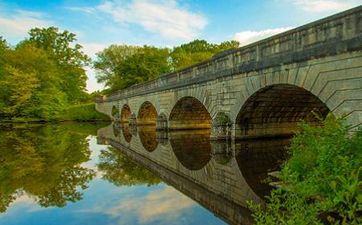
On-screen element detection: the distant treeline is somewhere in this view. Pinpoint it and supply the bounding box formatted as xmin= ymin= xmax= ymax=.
xmin=0 ymin=26 xmax=239 ymax=121
xmin=94 ymin=39 xmax=240 ymax=94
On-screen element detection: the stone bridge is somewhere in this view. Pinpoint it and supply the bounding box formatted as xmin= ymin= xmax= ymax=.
xmin=96 ymin=6 xmax=362 ymax=139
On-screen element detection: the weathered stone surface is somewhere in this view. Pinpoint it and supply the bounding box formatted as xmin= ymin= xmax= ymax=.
xmin=96 ymin=6 xmax=362 ymax=138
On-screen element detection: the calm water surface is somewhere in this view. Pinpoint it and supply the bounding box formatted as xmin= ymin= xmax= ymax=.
xmin=0 ymin=123 xmax=288 ymax=225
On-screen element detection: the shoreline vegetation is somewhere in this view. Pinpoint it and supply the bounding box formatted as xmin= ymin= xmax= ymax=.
xmin=249 ymin=115 xmax=362 ymax=225
xmin=0 ymin=103 xmax=110 ymax=123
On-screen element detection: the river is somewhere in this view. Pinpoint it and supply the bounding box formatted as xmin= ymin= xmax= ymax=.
xmin=0 ymin=122 xmax=289 ymax=225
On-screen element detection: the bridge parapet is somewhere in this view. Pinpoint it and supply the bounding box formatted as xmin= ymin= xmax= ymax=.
xmin=103 ymin=6 xmax=362 ymax=102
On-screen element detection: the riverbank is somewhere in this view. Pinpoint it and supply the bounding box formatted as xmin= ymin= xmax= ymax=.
xmin=0 ymin=103 xmax=110 ymax=123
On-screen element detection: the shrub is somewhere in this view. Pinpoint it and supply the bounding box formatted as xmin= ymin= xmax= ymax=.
xmin=249 ymin=115 xmax=362 ymax=225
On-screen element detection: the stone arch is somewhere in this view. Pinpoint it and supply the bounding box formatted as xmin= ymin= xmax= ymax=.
xmin=137 ymin=101 xmax=158 ymax=125
xmin=120 ymin=104 xmax=131 ymax=123
xmin=169 ymin=96 xmax=212 ymax=130
xmin=234 ymin=84 xmax=330 ymax=138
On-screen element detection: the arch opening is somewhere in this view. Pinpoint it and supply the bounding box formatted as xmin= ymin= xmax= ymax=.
xmin=235 ymin=84 xmax=330 ymax=139
xmin=120 ymin=104 xmax=131 ymax=123
xmin=137 ymin=101 xmax=157 ymax=125
xmin=169 ymin=97 xmax=212 ymax=130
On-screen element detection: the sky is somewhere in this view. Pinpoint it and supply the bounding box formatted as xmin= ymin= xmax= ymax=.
xmin=0 ymin=0 xmax=361 ymax=92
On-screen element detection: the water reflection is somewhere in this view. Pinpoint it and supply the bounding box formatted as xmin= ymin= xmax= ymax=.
xmin=0 ymin=123 xmax=227 ymax=225
xmin=235 ymin=138 xmax=289 ymax=199
xmin=0 ymin=124 xmax=96 ymax=212
xmin=121 ymin=123 xmax=132 ymax=142
xmin=97 ymin=146 xmax=161 ymax=186
xmin=169 ymin=130 xmax=212 ymax=170
xmin=211 ymin=141 xmax=233 ymax=165
xmin=0 ymin=122 xmax=291 ymax=225
xmin=138 ymin=125 xmax=158 ymax=152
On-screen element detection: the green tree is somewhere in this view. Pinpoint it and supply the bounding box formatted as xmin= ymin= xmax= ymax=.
xmin=0 ymin=43 xmax=66 ymax=119
xmin=170 ymin=39 xmax=239 ymax=70
xmin=94 ymin=45 xmax=171 ymax=92
xmin=26 ymin=27 xmax=90 ymax=103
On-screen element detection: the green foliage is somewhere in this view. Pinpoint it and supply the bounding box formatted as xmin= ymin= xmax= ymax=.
xmin=97 ymin=147 xmax=161 ymax=186
xmin=170 ymin=39 xmax=239 ymax=70
xmin=0 ymin=28 xmax=92 ymax=121
xmin=94 ymin=45 xmax=171 ymax=92
xmin=61 ymin=103 xmax=110 ymax=121
xmin=0 ymin=124 xmax=96 ymax=212
xmin=94 ymin=39 xmax=240 ymax=92
xmin=26 ymin=27 xmax=90 ymax=103
xmin=249 ymin=115 xmax=362 ymax=225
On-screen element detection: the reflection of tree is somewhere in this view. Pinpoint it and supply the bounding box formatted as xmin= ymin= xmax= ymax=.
xmin=0 ymin=124 xmax=96 ymax=212
xmin=98 ymin=147 xmax=160 ymax=186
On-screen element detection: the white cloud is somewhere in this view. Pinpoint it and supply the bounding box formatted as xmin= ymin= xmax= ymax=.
xmin=82 ymin=42 xmax=108 ymax=58
xmin=72 ymin=0 xmax=207 ymax=41
xmin=234 ymin=27 xmax=293 ymax=47
xmin=288 ymin=0 xmax=360 ymax=12
xmin=0 ymin=9 xmax=51 ymax=41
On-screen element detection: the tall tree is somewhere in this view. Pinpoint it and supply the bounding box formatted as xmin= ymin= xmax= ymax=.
xmin=94 ymin=45 xmax=171 ymax=92
xmin=170 ymin=39 xmax=239 ymax=70
xmin=26 ymin=27 xmax=90 ymax=103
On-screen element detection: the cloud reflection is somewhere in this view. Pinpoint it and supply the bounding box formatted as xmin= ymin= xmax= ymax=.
xmin=82 ymin=185 xmax=196 ymax=225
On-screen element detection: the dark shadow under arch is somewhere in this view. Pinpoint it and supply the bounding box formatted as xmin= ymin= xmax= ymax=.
xmin=235 ymin=84 xmax=330 ymax=138
xmin=137 ymin=101 xmax=157 ymax=125
xmin=120 ymin=104 xmax=131 ymax=123
xmin=169 ymin=96 xmax=212 ymax=130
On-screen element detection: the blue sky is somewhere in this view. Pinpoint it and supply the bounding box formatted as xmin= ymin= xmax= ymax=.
xmin=0 ymin=0 xmax=361 ymax=92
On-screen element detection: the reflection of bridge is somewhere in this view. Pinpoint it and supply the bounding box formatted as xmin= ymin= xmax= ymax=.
xmin=96 ymin=7 xmax=362 ymax=139
xmin=97 ymin=124 xmax=289 ymax=225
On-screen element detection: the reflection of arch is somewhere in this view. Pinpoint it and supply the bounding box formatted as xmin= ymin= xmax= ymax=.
xmin=211 ymin=141 xmax=233 ymax=165
xmin=235 ymin=137 xmax=290 ymax=199
xmin=169 ymin=97 xmax=211 ymax=130
xmin=121 ymin=123 xmax=132 ymax=143
xmin=120 ymin=104 xmax=131 ymax=123
xmin=156 ymin=113 xmax=168 ymax=131
xmin=138 ymin=101 xmax=157 ymax=125
xmin=170 ymin=130 xmax=212 ymax=170
xmin=138 ymin=126 xmax=158 ymax=152
xmin=235 ymin=84 xmax=330 ymax=138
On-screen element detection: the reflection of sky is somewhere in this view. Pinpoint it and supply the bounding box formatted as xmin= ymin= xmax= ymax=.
xmin=0 ymin=136 xmax=226 ymax=225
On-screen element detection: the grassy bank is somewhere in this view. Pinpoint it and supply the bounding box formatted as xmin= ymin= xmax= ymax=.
xmin=61 ymin=103 xmax=110 ymax=122
xmin=0 ymin=103 xmax=110 ymax=123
